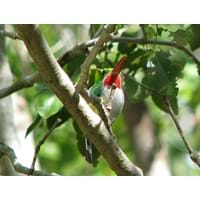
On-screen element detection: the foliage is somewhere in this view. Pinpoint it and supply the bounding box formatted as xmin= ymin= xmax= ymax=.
xmin=5 ymin=24 xmax=200 ymax=175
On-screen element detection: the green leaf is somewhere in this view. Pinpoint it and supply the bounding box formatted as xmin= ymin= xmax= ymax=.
xmin=25 ymin=114 xmax=42 ymax=138
xmin=46 ymin=107 xmax=71 ymax=130
xmin=118 ymin=32 xmax=137 ymax=54
xmin=170 ymin=49 xmax=187 ymax=67
xmin=168 ymin=95 xmax=179 ymax=115
xmin=144 ymin=51 xmax=180 ymax=114
xmin=40 ymin=25 xmax=59 ymax=47
xmin=156 ymin=25 xmax=168 ymax=36
xmin=148 ymin=52 xmax=171 ymax=93
xmin=152 ymin=94 xmax=169 ymax=113
xmin=170 ymin=29 xmax=192 ymax=46
xmin=124 ymin=49 xmax=152 ymax=73
xmin=66 ymin=54 xmax=87 ymax=81
xmin=142 ymin=25 xmax=159 ymax=39
xmin=148 ymin=51 xmax=182 ymax=94
xmin=152 ymin=94 xmax=178 ymax=115
xmin=7 ymin=44 xmax=23 ymax=79
xmin=34 ymin=93 xmax=63 ymax=118
xmin=89 ymin=67 xmax=104 ymax=86
xmin=147 ymin=26 xmax=157 ymax=38
xmin=189 ymin=24 xmax=200 ymax=50
xmin=72 ymin=120 xmax=100 ymax=167
xmin=124 ymin=75 xmax=149 ymax=102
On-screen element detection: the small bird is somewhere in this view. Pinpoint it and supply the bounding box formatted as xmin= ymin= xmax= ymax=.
xmin=85 ymin=55 xmax=127 ymax=163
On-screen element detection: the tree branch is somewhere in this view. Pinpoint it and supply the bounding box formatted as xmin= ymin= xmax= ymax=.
xmin=29 ymin=118 xmax=61 ymax=175
xmin=123 ymin=73 xmax=200 ymax=168
xmin=1 ymin=33 xmax=199 ymax=99
xmin=3 ymin=25 xmax=198 ymax=174
xmin=15 ymin=24 xmax=143 ymax=176
xmin=163 ymin=97 xmax=200 ymax=167
xmin=0 ymin=143 xmax=57 ymax=175
xmin=57 ymin=38 xmax=96 ymax=66
xmin=0 ymin=38 xmax=96 ymax=99
xmin=76 ymin=24 xmax=116 ymax=91
xmin=0 ymin=73 xmax=40 ymax=99
xmin=0 ymin=30 xmax=22 ymax=40
xmin=112 ymin=36 xmax=200 ymax=68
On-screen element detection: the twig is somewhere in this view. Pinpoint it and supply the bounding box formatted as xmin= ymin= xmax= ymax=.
xmin=2 ymin=34 xmax=199 ymax=99
xmin=0 ymin=73 xmax=40 ymax=99
xmin=123 ymin=73 xmax=200 ymax=167
xmin=57 ymin=38 xmax=96 ymax=66
xmin=60 ymin=35 xmax=200 ymax=72
xmin=76 ymin=25 xmax=116 ymax=91
xmin=0 ymin=30 xmax=22 ymax=40
xmin=112 ymin=36 xmax=200 ymax=69
xmin=0 ymin=39 xmax=96 ymax=99
xmin=0 ymin=142 xmax=57 ymax=175
xmin=163 ymin=97 xmax=200 ymax=167
xmin=29 ymin=118 xmax=61 ymax=175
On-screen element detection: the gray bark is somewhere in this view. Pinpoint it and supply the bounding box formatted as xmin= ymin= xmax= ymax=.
xmin=0 ymin=25 xmax=38 ymax=175
xmin=0 ymin=25 xmax=20 ymax=175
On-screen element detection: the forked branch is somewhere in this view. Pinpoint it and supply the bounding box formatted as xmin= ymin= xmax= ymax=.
xmin=0 ymin=143 xmax=56 ymax=175
xmin=15 ymin=24 xmax=143 ymax=176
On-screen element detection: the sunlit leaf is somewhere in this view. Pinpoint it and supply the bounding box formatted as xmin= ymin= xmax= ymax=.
xmin=156 ymin=25 xmax=168 ymax=36
xmin=34 ymin=93 xmax=63 ymax=118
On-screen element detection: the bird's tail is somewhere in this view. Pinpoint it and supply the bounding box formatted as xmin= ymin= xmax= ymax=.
xmin=85 ymin=138 xmax=93 ymax=163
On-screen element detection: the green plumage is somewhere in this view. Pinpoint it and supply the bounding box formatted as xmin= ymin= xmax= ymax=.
xmin=89 ymin=80 xmax=102 ymax=97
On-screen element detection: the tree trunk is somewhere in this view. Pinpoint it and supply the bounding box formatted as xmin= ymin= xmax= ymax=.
xmin=0 ymin=25 xmax=21 ymax=175
xmin=123 ymin=97 xmax=171 ymax=175
xmin=0 ymin=25 xmax=38 ymax=175
xmin=123 ymin=98 xmax=156 ymax=174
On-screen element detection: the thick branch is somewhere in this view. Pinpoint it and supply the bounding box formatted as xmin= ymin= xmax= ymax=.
xmin=77 ymin=25 xmax=116 ymax=91
xmin=0 ymin=143 xmax=56 ymax=175
xmin=15 ymin=25 xmax=143 ymax=176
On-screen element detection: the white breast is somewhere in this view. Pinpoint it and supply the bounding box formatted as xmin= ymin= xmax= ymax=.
xmin=101 ymin=86 xmax=124 ymax=122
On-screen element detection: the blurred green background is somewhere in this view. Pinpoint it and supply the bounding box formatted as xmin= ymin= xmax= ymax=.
xmin=3 ymin=24 xmax=200 ymax=175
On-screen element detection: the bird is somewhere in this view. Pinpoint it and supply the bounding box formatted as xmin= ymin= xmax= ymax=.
xmin=85 ymin=55 xmax=127 ymax=163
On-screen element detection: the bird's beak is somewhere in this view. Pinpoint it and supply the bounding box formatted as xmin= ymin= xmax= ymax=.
xmin=111 ymin=55 xmax=127 ymax=76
